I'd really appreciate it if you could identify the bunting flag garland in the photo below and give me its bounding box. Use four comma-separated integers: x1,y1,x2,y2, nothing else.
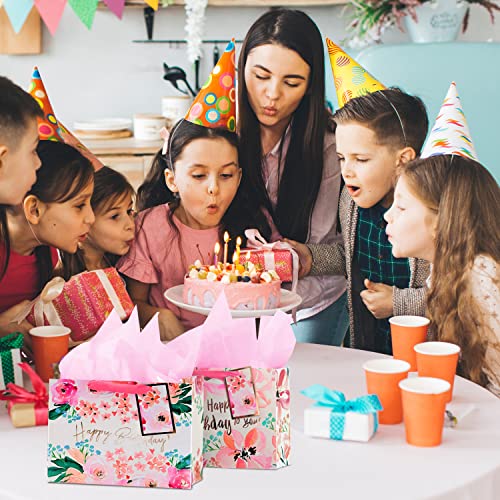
1,0,164,34
34,0,67,35
3,0,33,33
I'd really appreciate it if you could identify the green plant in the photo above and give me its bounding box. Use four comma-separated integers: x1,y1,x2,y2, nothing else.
344,0,500,47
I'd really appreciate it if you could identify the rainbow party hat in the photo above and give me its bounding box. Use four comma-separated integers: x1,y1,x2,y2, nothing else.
28,67,103,170
184,39,236,132
326,38,385,108
421,82,478,161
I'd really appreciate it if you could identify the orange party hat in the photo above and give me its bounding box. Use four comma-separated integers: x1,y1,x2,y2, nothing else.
185,39,236,132
326,38,385,107
28,67,103,170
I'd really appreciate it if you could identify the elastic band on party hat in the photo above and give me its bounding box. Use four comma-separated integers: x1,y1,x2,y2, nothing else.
326,38,385,107
421,82,478,160
379,92,407,147
184,39,236,132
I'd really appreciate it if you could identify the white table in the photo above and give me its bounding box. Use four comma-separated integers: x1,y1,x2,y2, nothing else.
1,344,499,500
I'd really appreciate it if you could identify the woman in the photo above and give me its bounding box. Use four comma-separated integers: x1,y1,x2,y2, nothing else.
238,9,348,345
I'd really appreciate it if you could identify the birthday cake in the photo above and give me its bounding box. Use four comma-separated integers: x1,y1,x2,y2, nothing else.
183,259,281,310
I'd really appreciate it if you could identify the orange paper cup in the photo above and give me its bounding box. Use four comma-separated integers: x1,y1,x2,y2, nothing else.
389,316,430,371
399,377,450,447
415,341,460,402
29,326,70,382
363,358,411,425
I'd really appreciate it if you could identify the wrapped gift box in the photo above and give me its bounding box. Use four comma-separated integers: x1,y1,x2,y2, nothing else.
239,248,293,283
0,333,24,390
302,385,381,442
26,268,134,342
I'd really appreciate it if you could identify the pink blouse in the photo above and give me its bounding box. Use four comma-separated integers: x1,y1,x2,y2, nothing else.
262,125,346,321
117,204,220,330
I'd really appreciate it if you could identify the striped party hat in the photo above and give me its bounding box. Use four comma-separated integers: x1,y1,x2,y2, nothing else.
421,82,478,160
326,38,385,107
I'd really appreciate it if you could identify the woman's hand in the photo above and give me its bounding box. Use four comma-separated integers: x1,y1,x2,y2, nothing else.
360,279,394,319
158,309,186,341
283,238,313,278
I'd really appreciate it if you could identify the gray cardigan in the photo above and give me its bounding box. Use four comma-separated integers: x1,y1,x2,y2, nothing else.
307,187,430,351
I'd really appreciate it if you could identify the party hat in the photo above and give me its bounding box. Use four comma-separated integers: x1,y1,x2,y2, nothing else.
421,82,478,161
28,67,103,170
184,39,236,132
326,38,385,107
28,67,64,142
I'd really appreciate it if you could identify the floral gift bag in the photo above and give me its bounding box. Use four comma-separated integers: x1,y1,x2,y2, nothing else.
203,367,291,469
48,308,206,489
195,294,296,470
47,378,203,489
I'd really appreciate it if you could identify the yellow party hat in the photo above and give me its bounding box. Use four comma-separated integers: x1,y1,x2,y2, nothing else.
326,38,385,107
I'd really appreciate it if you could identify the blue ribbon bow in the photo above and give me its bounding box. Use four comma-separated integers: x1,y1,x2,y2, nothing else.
301,385,383,440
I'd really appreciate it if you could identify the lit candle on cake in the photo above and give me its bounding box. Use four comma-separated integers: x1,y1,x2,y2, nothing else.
223,231,230,265
232,251,238,265
213,242,220,266
235,236,242,263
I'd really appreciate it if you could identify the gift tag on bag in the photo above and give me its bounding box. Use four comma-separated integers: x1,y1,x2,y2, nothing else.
224,367,259,419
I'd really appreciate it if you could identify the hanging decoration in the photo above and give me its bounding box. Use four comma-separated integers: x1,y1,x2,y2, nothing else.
184,0,208,63
0,0,162,34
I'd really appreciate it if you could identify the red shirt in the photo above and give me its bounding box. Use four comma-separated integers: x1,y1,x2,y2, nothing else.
0,246,59,313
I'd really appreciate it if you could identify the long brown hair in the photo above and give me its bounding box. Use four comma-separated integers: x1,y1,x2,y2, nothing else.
60,166,135,280
402,155,500,387
238,8,332,242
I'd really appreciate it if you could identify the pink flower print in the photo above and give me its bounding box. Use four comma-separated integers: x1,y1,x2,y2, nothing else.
112,395,132,413
76,400,93,418
84,456,112,484
130,410,139,421
277,388,290,410
227,374,247,393
251,369,274,409
100,401,111,410
168,467,192,489
51,379,78,406
230,388,258,417
138,388,161,409
134,451,144,460
216,429,272,469
135,462,146,472
141,470,169,488
105,451,114,461
143,408,173,434
111,458,133,480
146,452,168,473
102,413,111,421
120,415,131,424
115,448,125,455
67,448,85,465
65,468,86,484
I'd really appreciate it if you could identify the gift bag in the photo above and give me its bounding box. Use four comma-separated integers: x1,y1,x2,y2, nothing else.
51,307,207,489
203,366,291,469
239,229,298,285
26,268,134,342
0,333,24,390
47,378,204,489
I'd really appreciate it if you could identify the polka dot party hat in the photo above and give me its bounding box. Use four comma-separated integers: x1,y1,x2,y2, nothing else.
185,39,236,132
29,66,64,142
28,67,103,170
326,38,385,108
421,82,478,161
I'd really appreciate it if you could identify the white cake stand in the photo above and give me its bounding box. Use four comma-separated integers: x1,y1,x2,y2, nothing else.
164,284,302,319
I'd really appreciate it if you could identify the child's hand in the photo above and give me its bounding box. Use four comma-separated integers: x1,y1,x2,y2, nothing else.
360,279,394,319
158,309,186,341
283,239,312,278
0,300,34,339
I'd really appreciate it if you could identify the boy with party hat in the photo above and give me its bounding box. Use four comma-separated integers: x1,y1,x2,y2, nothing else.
28,67,103,170
288,39,430,354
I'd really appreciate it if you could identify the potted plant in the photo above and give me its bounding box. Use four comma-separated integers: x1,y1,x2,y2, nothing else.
344,0,500,46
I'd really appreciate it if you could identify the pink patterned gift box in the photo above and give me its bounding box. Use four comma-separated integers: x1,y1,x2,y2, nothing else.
203,367,291,469
47,377,204,489
239,248,294,282
27,268,134,342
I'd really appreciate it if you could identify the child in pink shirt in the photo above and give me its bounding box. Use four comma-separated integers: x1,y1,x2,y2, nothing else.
118,120,248,340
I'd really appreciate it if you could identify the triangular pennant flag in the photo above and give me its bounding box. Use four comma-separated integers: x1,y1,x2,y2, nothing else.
3,0,33,33
326,38,385,108
28,67,64,142
34,0,67,35
185,39,236,132
68,0,98,30
103,0,126,19
144,0,159,10
421,82,478,161
28,67,104,170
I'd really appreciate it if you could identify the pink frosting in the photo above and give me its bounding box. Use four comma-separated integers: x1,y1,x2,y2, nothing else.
183,278,281,310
